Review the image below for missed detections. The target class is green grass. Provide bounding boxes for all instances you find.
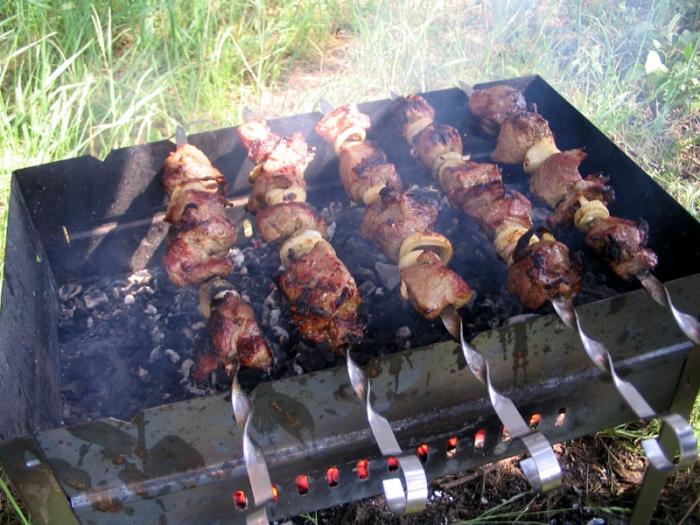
[0,1,698,523]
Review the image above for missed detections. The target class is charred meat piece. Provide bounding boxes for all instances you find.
[400,251,473,318]
[412,123,463,168]
[441,161,502,206]
[162,144,226,197]
[256,202,327,243]
[491,111,553,165]
[338,141,401,203]
[529,149,587,208]
[547,175,614,228]
[468,85,527,136]
[459,182,532,236]
[210,290,272,371]
[506,240,581,309]
[586,217,658,279]
[163,214,236,287]
[314,104,371,145]
[165,189,228,224]
[279,241,363,350]
[236,119,280,164]
[255,132,313,179]
[360,186,439,260]
[389,94,436,143]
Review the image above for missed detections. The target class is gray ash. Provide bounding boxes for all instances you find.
[57,196,621,425]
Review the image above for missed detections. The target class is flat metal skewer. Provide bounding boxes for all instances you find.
[552,297,697,472]
[441,308,563,492]
[346,350,428,514]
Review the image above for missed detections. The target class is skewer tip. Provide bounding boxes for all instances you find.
[241,106,257,123]
[175,125,187,146]
[389,90,402,101]
[458,81,475,96]
[319,98,333,115]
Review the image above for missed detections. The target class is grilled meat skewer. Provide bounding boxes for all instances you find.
[237,118,364,350]
[315,103,473,319]
[390,95,580,309]
[162,143,272,372]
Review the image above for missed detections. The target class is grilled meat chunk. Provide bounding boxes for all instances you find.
[507,240,581,309]
[279,240,363,350]
[236,119,279,164]
[246,170,307,214]
[468,85,527,136]
[400,251,473,318]
[165,189,228,224]
[389,95,436,143]
[164,214,236,287]
[585,217,658,279]
[547,175,614,228]
[255,132,313,179]
[256,202,326,243]
[210,290,272,371]
[360,186,439,260]
[162,144,226,197]
[338,141,401,204]
[459,182,532,237]
[530,149,587,208]
[314,104,371,145]
[440,161,502,206]
[491,111,553,165]
[412,123,463,169]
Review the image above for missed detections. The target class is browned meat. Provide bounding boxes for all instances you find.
[459,183,532,236]
[256,202,327,243]
[547,175,615,228]
[236,119,279,164]
[529,149,587,207]
[400,251,473,318]
[165,189,228,224]
[441,161,502,206]
[164,214,236,286]
[246,170,307,214]
[279,241,363,350]
[389,95,436,143]
[314,104,371,144]
[468,85,527,136]
[360,186,439,260]
[338,141,401,203]
[412,123,463,168]
[254,132,313,179]
[210,290,272,371]
[506,239,581,309]
[162,144,226,197]
[491,111,553,164]
[585,217,658,279]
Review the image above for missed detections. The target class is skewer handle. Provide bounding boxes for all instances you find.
[640,274,700,345]
[231,377,275,523]
[442,308,563,492]
[346,351,428,515]
[552,298,698,472]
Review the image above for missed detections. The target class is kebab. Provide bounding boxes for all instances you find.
[326,100,563,491]
[390,87,695,471]
[161,137,275,521]
[314,103,473,321]
[238,115,428,513]
[236,118,363,351]
[469,83,699,346]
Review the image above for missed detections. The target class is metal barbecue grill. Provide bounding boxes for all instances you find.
[1,75,698,524]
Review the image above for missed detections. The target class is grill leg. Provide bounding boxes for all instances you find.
[630,345,700,525]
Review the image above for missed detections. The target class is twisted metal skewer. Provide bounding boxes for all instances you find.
[346,351,428,514]
[552,298,697,472]
[231,375,274,524]
[441,308,563,491]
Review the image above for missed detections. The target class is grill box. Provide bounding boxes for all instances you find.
[1,75,699,524]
